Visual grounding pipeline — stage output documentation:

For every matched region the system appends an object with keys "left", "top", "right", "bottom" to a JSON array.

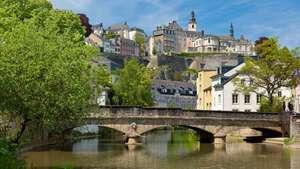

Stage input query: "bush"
[
  {"left": 0, "top": 137, "right": 26, "bottom": 169},
  {"left": 260, "top": 97, "right": 284, "bottom": 113}
]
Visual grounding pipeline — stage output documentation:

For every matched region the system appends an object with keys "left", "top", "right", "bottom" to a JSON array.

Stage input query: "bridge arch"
[{"left": 137, "top": 125, "right": 215, "bottom": 143}]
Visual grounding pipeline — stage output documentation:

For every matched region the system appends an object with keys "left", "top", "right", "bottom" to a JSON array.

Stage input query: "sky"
[{"left": 50, "top": 0, "right": 300, "bottom": 48}]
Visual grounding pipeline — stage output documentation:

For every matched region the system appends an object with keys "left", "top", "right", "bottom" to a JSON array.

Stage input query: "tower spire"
[
  {"left": 230, "top": 23, "right": 234, "bottom": 38},
  {"left": 188, "top": 10, "right": 197, "bottom": 32},
  {"left": 190, "top": 10, "right": 196, "bottom": 23}
]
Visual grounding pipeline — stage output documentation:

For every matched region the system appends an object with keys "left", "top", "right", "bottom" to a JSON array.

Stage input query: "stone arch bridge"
[{"left": 70, "top": 106, "right": 300, "bottom": 144}]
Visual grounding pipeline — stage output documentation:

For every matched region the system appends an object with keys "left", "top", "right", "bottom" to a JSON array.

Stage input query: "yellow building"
[{"left": 197, "top": 70, "right": 217, "bottom": 110}]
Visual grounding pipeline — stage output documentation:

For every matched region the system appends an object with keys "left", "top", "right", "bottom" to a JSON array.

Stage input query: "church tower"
[
  {"left": 188, "top": 11, "right": 197, "bottom": 32},
  {"left": 230, "top": 23, "right": 234, "bottom": 38}
]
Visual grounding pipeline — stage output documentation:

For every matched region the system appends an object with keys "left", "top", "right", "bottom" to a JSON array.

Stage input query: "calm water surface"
[{"left": 22, "top": 129, "right": 300, "bottom": 169}]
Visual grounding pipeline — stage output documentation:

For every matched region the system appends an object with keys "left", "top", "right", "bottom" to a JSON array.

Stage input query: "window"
[
  {"left": 232, "top": 94, "right": 239, "bottom": 104},
  {"left": 232, "top": 109, "right": 239, "bottom": 112},
  {"left": 250, "top": 79, "right": 254, "bottom": 86},
  {"left": 245, "top": 109, "right": 251, "bottom": 112},
  {"left": 218, "top": 94, "right": 221, "bottom": 105},
  {"left": 256, "top": 94, "right": 262, "bottom": 104},
  {"left": 278, "top": 91, "right": 282, "bottom": 97},
  {"left": 241, "top": 79, "right": 246, "bottom": 85},
  {"left": 244, "top": 94, "right": 250, "bottom": 104}
]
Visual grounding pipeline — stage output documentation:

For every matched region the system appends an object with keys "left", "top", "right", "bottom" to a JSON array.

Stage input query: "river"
[{"left": 22, "top": 128, "right": 300, "bottom": 169}]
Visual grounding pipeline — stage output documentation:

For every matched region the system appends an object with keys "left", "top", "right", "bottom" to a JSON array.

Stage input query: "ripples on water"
[{"left": 22, "top": 128, "right": 300, "bottom": 169}]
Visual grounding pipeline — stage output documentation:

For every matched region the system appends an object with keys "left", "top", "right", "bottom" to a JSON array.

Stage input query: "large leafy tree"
[
  {"left": 0, "top": 0, "right": 109, "bottom": 143},
  {"left": 112, "top": 59, "right": 154, "bottom": 106},
  {"left": 236, "top": 38, "right": 300, "bottom": 107}
]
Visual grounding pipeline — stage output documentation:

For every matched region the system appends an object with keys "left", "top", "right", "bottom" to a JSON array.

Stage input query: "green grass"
[{"left": 284, "top": 138, "right": 295, "bottom": 145}]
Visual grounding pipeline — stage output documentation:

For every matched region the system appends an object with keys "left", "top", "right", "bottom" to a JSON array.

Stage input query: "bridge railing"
[{"left": 89, "top": 106, "right": 280, "bottom": 121}]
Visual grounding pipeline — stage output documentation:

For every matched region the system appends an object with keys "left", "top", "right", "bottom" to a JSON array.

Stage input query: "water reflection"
[{"left": 22, "top": 129, "right": 300, "bottom": 169}]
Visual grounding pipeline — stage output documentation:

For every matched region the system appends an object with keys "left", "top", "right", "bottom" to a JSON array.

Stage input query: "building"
[
  {"left": 152, "top": 80, "right": 197, "bottom": 109},
  {"left": 92, "top": 23, "right": 105, "bottom": 37},
  {"left": 211, "top": 63, "right": 291, "bottom": 112},
  {"left": 151, "top": 17, "right": 202, "bottom": 54},
  {"left": 149, "top": 11, "right": 254, "bottom": 55},
  {"left": 86, "top": 33, "right": 104, "bottom": 48},
  {"left": 103, "top": 38, "right": 120, "bottom": 54},
  {"left": 129, "top": 27, "right": 146, "bottom": 41},
  {"left": 120, "top": 38, "right": 140, "bottom": 57},
  {"left": 107, "top": 22, "right": 130, "bottom": 39},
  {"left": 196, "top": 70, "right": 217, "bottom": 110}
]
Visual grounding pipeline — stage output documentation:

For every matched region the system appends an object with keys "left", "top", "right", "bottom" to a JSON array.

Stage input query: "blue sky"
[{"left": 50, "top": 0, "right": 300, "bottom": 48}]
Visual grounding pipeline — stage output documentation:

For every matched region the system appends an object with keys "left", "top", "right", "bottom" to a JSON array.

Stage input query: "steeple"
[
  {"left": 230, "top": 23, "right": 234, "bottom": 38},
  {"left": 190, "top": 11, "right": 196, "bottom": 23},
  {"left": 188, "top": 10, "right": 197, "bottom": 32}
]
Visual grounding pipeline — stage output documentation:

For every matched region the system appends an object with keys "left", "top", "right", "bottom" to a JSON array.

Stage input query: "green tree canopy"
[
  {"left": 235, "top": 38, "right": 300, "bottom": 108},
  {"left": 291, "top": 47, "right": 300, "bottom": 58},
  {"left": 0, "top": 0, "right": 110, "bottom": 143},
  {"left": 104, "top": 31, "right": 117, "bottom": 40},
  {"left": 112, "top": 59, "right": 154, "bottom": 106}
]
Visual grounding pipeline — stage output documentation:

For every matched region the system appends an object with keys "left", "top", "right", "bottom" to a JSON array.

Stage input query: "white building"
[
  {"left": 193, "top": 34, "right": 253, "bottom": 55},
  {"left": 211, "top": 63, "right": 291, "bottom": 112},
  {"left": 129, "top": 27, "right": 146, "bottom": 41}
]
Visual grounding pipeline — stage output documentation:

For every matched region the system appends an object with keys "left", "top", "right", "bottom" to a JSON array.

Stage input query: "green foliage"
[
  {"left": 259, "top": 97, "right": 283, "bottom": 113},
  {"left": 173, "top": 72, "right": 183, "bottom": 81},
  {"left": 283, "top": 137, "right": 294, "bottom": 145},
  {"left": 112, "top": 59, "right": 154, "bottom": 106},
  {"left": 237, "top": 38, "right": 300, "bottom": 106},
  {"left": 51, "top": 165, "right": 74, "bottom": 169},
  {"left": 0, "top": 0, "right": 52, "bottom": 34},
  {"left": 167, "top": 102, "right": 177, "bottom": 108},
  {"left": 134, "top": 32, "right": 145, "bottom": 56},
  {"left": 0, "top": 137, "right": 26, "bottom": 169},
  {"left": 176, "top": 52, "right": 238, "bottom": 57},
  {"left": 0, "top": 0, "right": 110, "bottom": 143},
  {"left": 291, "top": 47, "right": 300, "bottom": 58},
  {"left": 152, "top": 47, "right": 157, "bottom": 55},
  {"left": 104, "top": 31, "right": 117, "bottom": 40}
]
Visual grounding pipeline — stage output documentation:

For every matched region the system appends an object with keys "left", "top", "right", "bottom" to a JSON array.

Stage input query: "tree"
[
  {"left": 0, "top": 0, "right": 109, "bottom": 143},
  {"left": 112, "top": 59, "right": 154, "bottom": 106},
  {"left": 152, "top": 47, "right": 157, "bottom": 56},
  {"left": 134, "top": 32, "right": 145, "bottom": 56},
  {"left": 0, "top": 0, "right": 52, "bottom": 34},
  {"left": 291, "top": 47, "right": 300, "bottom": 58},
  {"left": 235, "top": 38, "right": 300, "bottom": 108},
  {"left": 104, "top": 31, "right": 117, "bottom": 40}
]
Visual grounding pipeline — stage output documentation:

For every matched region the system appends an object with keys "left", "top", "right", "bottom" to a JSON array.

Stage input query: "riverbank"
[{"left": 264, "top": 137, "right": 300, "bottom": 149}]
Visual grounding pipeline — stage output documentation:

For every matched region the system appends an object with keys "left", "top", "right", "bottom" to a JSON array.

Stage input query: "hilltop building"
[
  {"left": 149, "top": 11, "right": 254, "bottom": 55},
  {"left": 87, "top": 22, "right": 143, "bottom": 57}
]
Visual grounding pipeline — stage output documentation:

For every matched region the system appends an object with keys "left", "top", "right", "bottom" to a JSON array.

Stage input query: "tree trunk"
[{"left": 11, "top": 119, "right": 30, "bottom": 144}]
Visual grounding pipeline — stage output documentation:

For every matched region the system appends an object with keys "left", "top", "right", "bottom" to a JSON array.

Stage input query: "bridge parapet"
[{"left": 89, "top": 106, "right": 280, "bottom": 122}]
